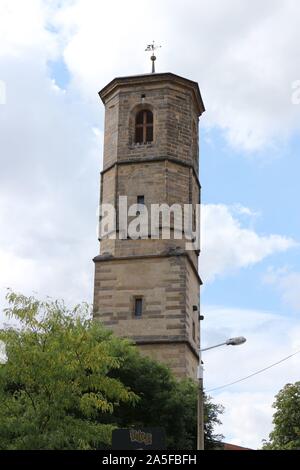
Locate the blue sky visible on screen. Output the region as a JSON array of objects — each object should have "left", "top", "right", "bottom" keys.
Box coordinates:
[
  {"left": 0, "top": 0, "right": 300, "bottom": 449},
  {"left": 48, "top": 58, "right": 70, "bottom": 89},
  {"left": 201, "top": 130, "right": 300, "bottom": 313}
]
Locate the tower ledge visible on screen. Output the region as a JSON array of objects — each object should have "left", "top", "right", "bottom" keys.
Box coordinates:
[
  {"left": 99, "top": 72, "right": 205, "bottom": 116},
  {"left": 93, "top": 250, "right": 203, "bottom": 286}
]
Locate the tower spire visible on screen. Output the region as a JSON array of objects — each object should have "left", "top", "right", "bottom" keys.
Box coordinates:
[{"left": 145, "top": 41, "right": 161, "bottom": 73}]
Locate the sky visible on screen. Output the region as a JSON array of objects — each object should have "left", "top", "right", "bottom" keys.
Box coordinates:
[{"left": 0, "top": 0, "right": 300, "bottom": 449}]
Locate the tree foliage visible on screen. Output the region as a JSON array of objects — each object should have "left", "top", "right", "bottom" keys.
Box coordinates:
[
  {"left": 0, "top": 291, "right": 137, "bottom": 450},
  {"left": 102, "top": 340, "right": 224, "bottom": 449},
  {"left": 263, "top": 382, "right": 300, "bottom": 450},
  {"left": 0, "top": 291, "right": 223, "bottom": 450}
]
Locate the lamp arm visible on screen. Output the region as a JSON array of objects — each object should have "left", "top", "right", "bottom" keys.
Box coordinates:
[{"left": 200, "top": 341, "right": 227, "bottom": 352}]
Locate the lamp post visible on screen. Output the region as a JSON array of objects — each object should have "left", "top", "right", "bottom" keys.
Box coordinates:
[{"left": 197, "top": 336, "right": 247, "bottom": 451}]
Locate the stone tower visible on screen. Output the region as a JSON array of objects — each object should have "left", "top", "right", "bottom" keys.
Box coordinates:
[{"left": 93, "top": 72, "right": 205, "bottom": 379}]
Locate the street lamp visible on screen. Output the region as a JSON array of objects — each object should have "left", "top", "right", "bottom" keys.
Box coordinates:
[
  {"left": 201, "top": 336, "right": 246, "bottom": 352},
  {"left": 197, "top": 336, "right": 247, "bottom": 451}
]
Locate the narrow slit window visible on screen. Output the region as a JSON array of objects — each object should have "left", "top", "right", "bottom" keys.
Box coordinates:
[
  {"left": 192, "top": 321, "right": 196, "bottom": 342},
  {"left": 134, "top": 298, "right": 143, "bottom": 317}
]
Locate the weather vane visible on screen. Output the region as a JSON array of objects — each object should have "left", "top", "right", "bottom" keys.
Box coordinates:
[{"left": 145, "top": 41, "right": 162, "bottom": 73}]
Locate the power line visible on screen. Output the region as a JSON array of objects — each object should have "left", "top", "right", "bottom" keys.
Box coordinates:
[{"left": 206, "top": 348, "right": 300, "bottom": 393}]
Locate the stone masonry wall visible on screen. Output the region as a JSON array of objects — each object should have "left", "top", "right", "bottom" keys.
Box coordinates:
[{"left": 94, "top": 73, "right": 203, "bottom": 380}]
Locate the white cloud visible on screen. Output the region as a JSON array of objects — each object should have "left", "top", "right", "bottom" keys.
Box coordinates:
[
  {"left": 264, "top": 266, "right": 300, "bottom": 313},
  {"left": 214, "top": 391, "right": 274, "bottom": 449},
  {"left": 1, "top": 1, "right": 300, "bottom": 450},
  {"left": 0, "top": 0, "right": 58, "bottom": 59},
  {"left": 203, "top": 305, "right": 300, "bottom": 448},
  {"left": 231, "top": 204, "right": 261, "bottom": 219},
  {"left": 0, "top": 250, "right": 37, "bottom": 290},
  {"left": 49, "top": 0, "right": 300, "bottom": 152},
  {"left": 200, "top": 204, "right": 297, "bottom": 282},
  {"left": 0, "top": 2, "right": 101, "bottom": 317},
  {"left": 2, "top": 1, "right": 300, "bottom": 153}
]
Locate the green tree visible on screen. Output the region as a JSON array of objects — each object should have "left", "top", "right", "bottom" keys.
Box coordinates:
[
  {"left": 263, "top": 382, "right": 300, "bottom": 450},
  {"left": 0, "top": 291, "right": 224, "bottom": 450},
  {"left": 0, "top": 291, "right": 137, "bottom": 450},
  {"left": 102, "top": 344, "right": 224, "bottom": 449}
]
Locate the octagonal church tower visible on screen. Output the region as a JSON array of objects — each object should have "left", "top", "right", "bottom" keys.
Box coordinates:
[{"left": 93, "top": 72, "right": 205, "bottom": 378}]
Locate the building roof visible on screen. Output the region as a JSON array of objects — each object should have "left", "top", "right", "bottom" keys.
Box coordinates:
[
  {"left": 99, "top": 72, "right": 205, "bottom": 116},
  {"left": 223, "top": 442, "right": 252, "bottom": 451}
]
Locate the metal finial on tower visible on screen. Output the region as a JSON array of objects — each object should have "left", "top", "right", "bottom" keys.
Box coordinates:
[{"left": 145, "top": 41, "right": 161, "bottom": 73}]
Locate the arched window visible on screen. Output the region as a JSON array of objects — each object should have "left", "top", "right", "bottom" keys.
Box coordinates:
[{"left": 135, "top": 110, "right": 153, "bottom": 144}]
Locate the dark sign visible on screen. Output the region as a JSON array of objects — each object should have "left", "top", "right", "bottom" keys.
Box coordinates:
[{"left": 112, "top": 428, "right": 165, "bottom": 450}]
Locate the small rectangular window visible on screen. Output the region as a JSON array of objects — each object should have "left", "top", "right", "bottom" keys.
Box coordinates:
[
  {"left": 192, "top": 321, "right": 196, "bottom": 342},
  {"left": 134, "top": 298, "right": 143, "bottom": 317},
  {"left": 137, "top": 195, "right": 144, "bottom": 205},
  {"left": 193, "top": 208, "right": 196, "bottom": 231}
]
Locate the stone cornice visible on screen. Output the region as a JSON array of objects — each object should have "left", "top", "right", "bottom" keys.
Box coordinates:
[
  {"left": 133, "top": 336, "right": 199, "bottom": 360},
  {"left": 99, "top": 72, "right": 205, "bottom": 116},
  {"left": 93, "top": 250, "right": 203, "bottom": 285},
  {"left": 101, "top": 156, "right": 201, "bottom": 190}
]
